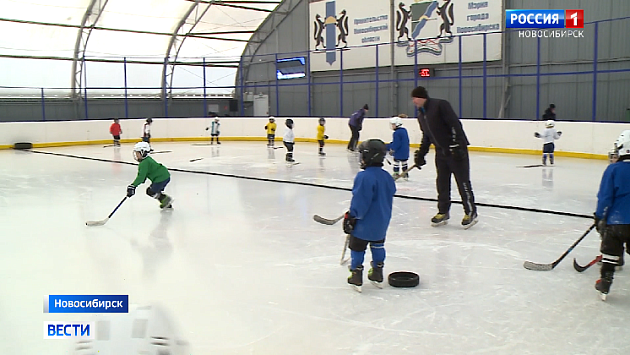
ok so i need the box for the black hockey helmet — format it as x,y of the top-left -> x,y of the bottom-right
285,118 -> 294,128
358,139 -> 387,169
146,117 -> 153,123
319,117 -> 326,125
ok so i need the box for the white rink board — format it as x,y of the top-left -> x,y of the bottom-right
0,117 -> 627,157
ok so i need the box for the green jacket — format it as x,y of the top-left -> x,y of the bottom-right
131,156 -> 170,186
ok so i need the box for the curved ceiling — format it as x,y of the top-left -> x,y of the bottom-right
0,0 -> 280,96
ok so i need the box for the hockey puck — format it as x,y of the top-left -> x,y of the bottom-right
13,142 -> 33,150
388,271 -> 419,288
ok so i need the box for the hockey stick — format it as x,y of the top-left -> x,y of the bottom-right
340,234 -> 350,265
573,255 -> 602,272
313,213 -> 344,225
523,224 -> 596,271
86,196 -> 127,226
394,164 -> 417,181
189,158 -> 204,162
151,150 -> 172,154
273,146 -> 284,149
103,144 -> 115,148
520,164 -> 544,168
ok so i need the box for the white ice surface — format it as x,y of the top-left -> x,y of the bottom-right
1,141 -> 629,354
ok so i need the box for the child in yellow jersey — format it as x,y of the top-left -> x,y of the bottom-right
265,116 -> 277,147
317,117 -> 329,156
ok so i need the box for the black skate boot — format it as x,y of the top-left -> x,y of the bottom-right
158,194 -> 173,209
431,213 -> 449,227
461,211 -> 479,229
286,152 -> 295,163
595,272 -> 614,301
348,265 -> 364,293
368,262 -> 384,288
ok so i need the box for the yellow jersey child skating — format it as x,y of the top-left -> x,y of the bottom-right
266,122 -> 277,135
317,124 -> 325,141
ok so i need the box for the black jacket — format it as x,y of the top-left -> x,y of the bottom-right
542,108 -> 556,120
417,98 -> 469,157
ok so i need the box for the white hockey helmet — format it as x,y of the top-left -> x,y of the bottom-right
390,116 -> 403,128
133,141 -> 151,161
614,130 -> 630,158
545,120 -> 555,128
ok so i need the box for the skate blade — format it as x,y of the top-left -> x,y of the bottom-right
351,284 -> 362,293
600,292 -> 607,301
431,220 -> 448,227
370,280 -> 383,289
463,218 -> 479,230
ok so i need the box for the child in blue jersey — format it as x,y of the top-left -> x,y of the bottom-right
386,116 -> 411,180
594,130 -> 630,300
343,139 -> 396,292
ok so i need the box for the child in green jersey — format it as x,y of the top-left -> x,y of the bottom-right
126,142 -> 173,209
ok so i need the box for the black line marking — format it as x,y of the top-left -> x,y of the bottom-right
30,149 -> 591,219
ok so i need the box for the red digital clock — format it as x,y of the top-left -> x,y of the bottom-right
418,68 -> 434,77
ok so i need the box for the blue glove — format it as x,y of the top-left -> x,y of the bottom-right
126,184 -> 136,198
343,212 -> 356,235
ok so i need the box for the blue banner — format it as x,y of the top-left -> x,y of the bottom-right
506,10 -> 565,29
44,295 -> 129,313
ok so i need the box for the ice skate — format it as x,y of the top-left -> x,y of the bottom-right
431,213 -> 449,227
392,172 -> 400,180
348,265 -> 363,293
319,151 -> 326,156
159,194 -> 173,209
462,212 -> 478,229
368,262 -> 384,288
595,273 -> 613,301
401,171 -> 409,181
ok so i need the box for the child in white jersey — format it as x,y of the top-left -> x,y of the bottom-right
534,120 -> 562,165
206,118 -> 221,145
283,119 -> 295,163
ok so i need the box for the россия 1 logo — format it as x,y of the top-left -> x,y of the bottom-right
506,9 -> 584,38
506,10 -> 583,28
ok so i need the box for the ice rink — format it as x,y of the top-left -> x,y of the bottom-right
2,141 -> 630,354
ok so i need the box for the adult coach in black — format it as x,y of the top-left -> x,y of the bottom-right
411,86 -> 478,229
